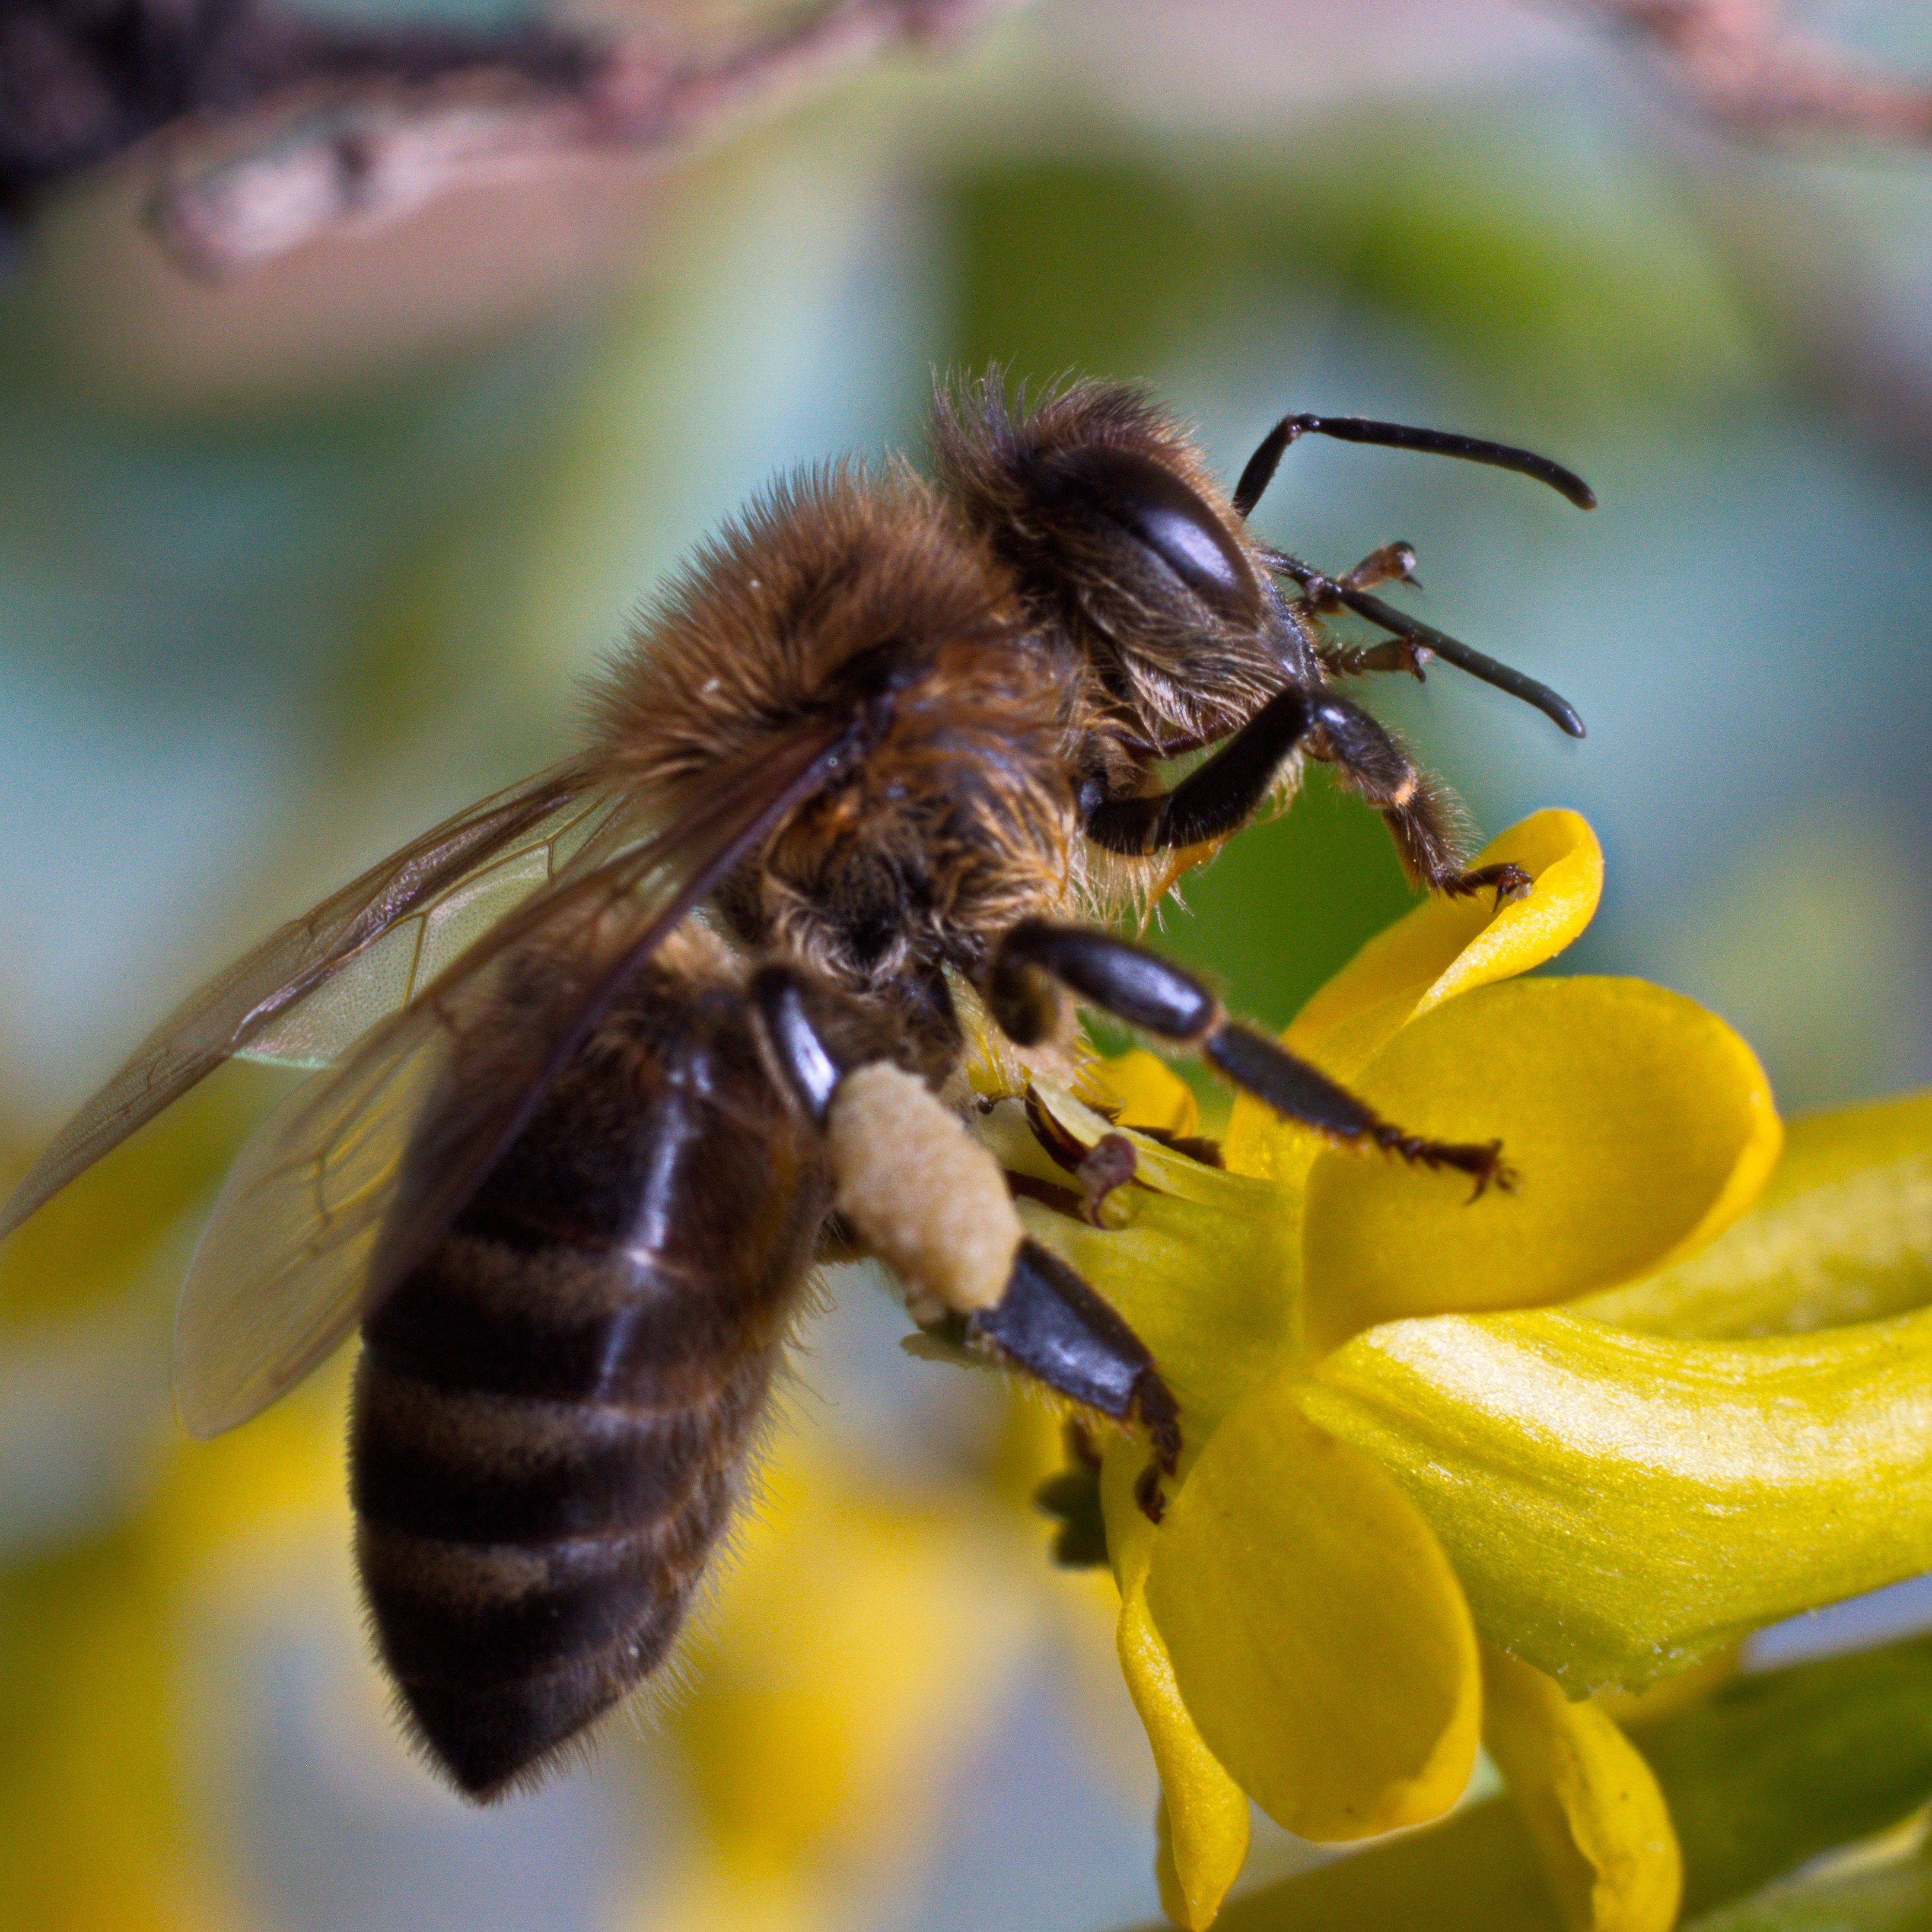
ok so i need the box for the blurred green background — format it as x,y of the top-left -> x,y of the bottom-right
2,2 -> 1931,1928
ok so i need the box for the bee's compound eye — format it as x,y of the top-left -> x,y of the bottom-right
1044,445 -> 1261,622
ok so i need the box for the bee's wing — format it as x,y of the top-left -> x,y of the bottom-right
236,789 -> 638,1073
0,759 -> 613,1241
173,715 -> 856,1438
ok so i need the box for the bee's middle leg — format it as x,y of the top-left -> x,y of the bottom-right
984,921 -> 1514,1198
750,970 -> 1181,1491
1082,686 -> 1314,855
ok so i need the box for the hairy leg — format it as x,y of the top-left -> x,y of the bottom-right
1309,690 -> 1530,903
1082,687 -> 1312,855
1084,678 -> 1525,903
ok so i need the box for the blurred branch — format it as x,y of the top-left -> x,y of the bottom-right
1578,1 -> 1932,144
2,0 -> 1016,278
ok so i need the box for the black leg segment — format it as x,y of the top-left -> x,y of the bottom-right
1201,1027 -> 1508,1192
1233,412 -> 1596,519
985,920 -> 1514,1198
1309,691 -> 1415,806
1081,673 -> 1530,898
750,966 -> 846,1123
972,1238 -> 1180,1479
1201,1024 -> 1382,1143
990,921 -> 1216,1045
1306,692 -> 1530,903
1083,687 -> 1314,855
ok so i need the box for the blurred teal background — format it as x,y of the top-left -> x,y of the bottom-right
2,3 -> 1931,1929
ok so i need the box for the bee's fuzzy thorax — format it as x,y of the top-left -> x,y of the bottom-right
585,457 -> 1095,989
587,459 -> 1027,788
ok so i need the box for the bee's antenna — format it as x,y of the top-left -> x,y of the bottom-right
1345,588 -> 1587,738
1234,413 -> 1596,518
1270,552 -> 1586,738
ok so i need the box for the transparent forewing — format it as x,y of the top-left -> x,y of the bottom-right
0,759 -> 598,1241
171,718 -> 854,1438
238,790 -> 628,1070
176,1034 -> 444,1436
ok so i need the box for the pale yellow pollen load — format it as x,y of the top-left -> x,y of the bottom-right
826,1062 -> 1023,1322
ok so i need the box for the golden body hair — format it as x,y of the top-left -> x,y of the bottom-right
0,372 -> 1594,1800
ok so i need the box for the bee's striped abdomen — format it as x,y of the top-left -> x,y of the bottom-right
352,975 -> 828,1800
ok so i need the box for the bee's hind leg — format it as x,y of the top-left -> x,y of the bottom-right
750,969 -> 1180,1510
985,920 -> 1514,1199
973,1240 -> 1180,1501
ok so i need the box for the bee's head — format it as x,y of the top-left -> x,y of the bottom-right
930,373 -> 1297,743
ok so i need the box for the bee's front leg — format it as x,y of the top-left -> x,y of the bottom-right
750,968 -> 1180,1513
1306,690 -> 1532,905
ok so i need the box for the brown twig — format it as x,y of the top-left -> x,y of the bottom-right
1577,0 -> 1932,145
0,2 -> 596,238
157,0 -> 1011,275
8,0 -> 1013,278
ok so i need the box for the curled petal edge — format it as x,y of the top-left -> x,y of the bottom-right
1483,1645 -> 1682,1932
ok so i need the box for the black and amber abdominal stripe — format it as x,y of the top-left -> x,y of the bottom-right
351,962 -> 831,1800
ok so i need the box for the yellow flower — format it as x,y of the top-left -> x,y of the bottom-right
995,809 -> 1825,1930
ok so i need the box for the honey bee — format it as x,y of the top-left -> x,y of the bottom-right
0,374 -> 1592,1800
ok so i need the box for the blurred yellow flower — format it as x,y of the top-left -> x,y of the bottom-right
997,809 -> 1823,1930
15,808 -> 1932,1932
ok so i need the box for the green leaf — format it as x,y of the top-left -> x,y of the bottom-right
1647,1638 -> 1932,1919
1680,1856 -> 1932,1932
1199,1799 -> 1562,1932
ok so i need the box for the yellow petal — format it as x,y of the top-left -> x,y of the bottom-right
1578,1088 -> 1932,1338
1482,1647 -> 1682,1932
1296,809 -> 1605,1052
1122,1591 -> 1252,1929
1099,1446 -> 1250,1930
1224,810 -> 1600,1180
1298,1305 -> 1932,1691
1156,1794 -> 1239,1932
1301,978 -> 1780,1346
1140,1368 -> 1480,1841
1080,1049 -> 1202,1138
1017,1091 -> 1301,1436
